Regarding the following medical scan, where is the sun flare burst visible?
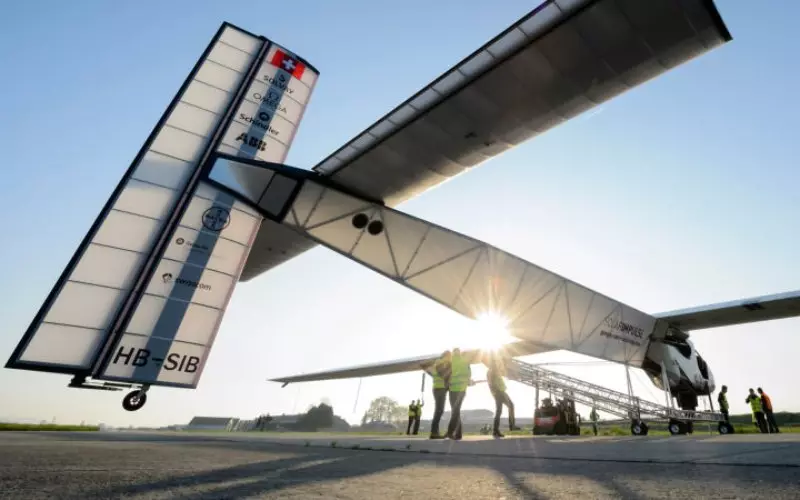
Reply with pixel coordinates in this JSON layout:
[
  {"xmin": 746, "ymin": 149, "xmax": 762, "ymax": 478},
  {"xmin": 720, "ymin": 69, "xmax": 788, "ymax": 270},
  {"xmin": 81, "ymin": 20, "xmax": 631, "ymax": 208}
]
[{"xmin": 466, "ymin": 311, "xmax": 515, "ymax": 351}]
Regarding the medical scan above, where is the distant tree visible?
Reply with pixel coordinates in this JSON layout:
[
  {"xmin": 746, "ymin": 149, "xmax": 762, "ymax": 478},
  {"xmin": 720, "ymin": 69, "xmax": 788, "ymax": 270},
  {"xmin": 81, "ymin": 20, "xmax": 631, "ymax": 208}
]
[
  {"xmin": 362, "ymin": 396, "xmax": 404, "ymax": 425},
  {"xmin": 295, "ymin": 403, "xmax": 334, "ymax": 431}
]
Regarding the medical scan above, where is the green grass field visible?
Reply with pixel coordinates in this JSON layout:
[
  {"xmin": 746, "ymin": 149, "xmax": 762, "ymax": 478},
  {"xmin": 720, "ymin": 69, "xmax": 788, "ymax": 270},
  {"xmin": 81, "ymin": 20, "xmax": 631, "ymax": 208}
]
[{"xmin": 0, "ymin": 423, "xmax": 99, "ymax": 432}]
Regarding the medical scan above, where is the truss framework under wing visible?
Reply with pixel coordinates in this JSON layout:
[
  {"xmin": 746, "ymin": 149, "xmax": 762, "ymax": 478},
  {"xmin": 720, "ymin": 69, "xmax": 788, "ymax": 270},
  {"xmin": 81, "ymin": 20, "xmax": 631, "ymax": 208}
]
[{"xmin": 207, "ymin": 154, "xmax": 658, "ymax": 368}]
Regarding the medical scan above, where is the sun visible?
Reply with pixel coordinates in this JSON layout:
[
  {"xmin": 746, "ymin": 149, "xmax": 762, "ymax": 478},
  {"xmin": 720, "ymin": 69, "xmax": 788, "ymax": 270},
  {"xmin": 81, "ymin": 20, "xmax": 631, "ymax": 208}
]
[{"xmin": 466, "ymin": 311, "xmax": 515, "ymax": 351}]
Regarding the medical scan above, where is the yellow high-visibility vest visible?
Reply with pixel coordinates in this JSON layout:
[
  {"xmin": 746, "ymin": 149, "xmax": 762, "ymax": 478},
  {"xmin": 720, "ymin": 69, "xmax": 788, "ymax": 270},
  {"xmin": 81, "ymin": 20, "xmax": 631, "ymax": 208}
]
[
  {"xmin": 449, "ymin": 354, "xmax": 470, "ymax": 392},
  {"xmin": 432, "ymin": 359, "xmax": 448, "ymax": 389},
  {"xmin": 748, "ymin": 395, "xmax": 762, "ymax": 413}
]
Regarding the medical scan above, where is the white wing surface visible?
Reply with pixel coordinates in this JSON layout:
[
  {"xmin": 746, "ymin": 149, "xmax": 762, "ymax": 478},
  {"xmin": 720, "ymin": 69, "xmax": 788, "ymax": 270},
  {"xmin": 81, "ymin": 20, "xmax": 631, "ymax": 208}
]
[
  {"xmin": 270, "ymin": 340, "xmax": 551, "ymax": 384},
  {"xmin": 95, "ymin": 43, "xmax": 320, "ymax": 388},
  {"xmin": 656, "ymin": 289, "xmax": 800, "ymax": 332},
  {"xmin": 5, "ymin": 25, "xmax": 267, "ymax": 376}
]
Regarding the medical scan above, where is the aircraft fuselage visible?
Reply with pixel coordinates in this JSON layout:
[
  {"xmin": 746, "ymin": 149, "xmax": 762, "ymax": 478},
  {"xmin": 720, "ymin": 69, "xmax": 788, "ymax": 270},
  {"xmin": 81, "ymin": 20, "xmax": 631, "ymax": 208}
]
[{"xmin": 642, "ymin": 337, "xmax": 715, "ymax": 411}]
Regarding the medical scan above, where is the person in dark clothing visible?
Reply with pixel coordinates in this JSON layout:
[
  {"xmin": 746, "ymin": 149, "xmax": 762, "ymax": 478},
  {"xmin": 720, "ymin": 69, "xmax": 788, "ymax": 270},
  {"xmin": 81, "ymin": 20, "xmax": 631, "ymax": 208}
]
[
  {"xmin": 717, "ymin": 385, "xmax": 730, "ymax": 423},
  {"xmin": 485, "ymin": 359, "xmax": 520, "ymax": 438},
  {"xmin": 412, "ymin": 399, "xmax": 423, "ymax": 435},
  {"xmin": 758, "ymin": 387, "xmax": 780, "ymax": 433},
  {"xmin": 406, "ymin": 401, "xmax": 417, "ymax": 435}
]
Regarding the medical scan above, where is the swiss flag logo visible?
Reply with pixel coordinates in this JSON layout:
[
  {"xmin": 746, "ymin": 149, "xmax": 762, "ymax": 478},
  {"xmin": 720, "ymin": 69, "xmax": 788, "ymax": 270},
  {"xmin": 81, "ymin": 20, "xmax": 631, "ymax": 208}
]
[{"xmin": 269, "ymin": 49, "xmax": 305, "ymax": 79}]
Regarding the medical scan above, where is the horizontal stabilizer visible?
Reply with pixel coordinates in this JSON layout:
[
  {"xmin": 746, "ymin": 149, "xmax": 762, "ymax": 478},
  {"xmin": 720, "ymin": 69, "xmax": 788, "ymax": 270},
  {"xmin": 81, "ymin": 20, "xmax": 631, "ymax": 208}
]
[
  {"xmin": 269, "ymin": 340, "xmax": 551, "ymax": 384},
  {"xmin": 655, "ymin": 289, "xmax": 800, "ymax": 331}
]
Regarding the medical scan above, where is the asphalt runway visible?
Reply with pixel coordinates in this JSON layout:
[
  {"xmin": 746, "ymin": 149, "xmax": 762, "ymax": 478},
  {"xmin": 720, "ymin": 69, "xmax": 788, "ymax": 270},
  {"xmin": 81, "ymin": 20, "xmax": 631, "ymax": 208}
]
[{"xmin": 1, "ymin": 431, "xmax": 799, "ymax": 499}]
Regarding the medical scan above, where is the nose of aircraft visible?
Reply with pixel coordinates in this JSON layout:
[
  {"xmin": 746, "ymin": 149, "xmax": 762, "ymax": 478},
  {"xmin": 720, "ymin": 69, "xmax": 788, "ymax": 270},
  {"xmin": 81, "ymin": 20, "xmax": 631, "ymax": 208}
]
[{"xmin": 705, "ymin": 364, "xmax": 716, "ymax": 394}]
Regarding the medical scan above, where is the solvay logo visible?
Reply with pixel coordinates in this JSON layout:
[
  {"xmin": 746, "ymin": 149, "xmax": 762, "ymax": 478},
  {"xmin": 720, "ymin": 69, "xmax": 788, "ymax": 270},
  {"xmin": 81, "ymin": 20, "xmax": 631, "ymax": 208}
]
[{"xmin": 161, "ymin": 272, "xmax": 174, "ymax": 283}]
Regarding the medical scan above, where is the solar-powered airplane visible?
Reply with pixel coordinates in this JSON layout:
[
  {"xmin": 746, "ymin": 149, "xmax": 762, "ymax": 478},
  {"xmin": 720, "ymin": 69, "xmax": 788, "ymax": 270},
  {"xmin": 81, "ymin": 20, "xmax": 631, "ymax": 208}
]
[{"xmin": 7, "ymin": 1, "xmax": 799, "ymax": 415}]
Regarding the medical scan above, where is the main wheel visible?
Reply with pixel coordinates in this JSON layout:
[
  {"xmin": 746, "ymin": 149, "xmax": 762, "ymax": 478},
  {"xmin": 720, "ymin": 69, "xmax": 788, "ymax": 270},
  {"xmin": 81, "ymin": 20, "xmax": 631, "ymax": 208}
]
[
  {"xmin": 718, "ymin": 422, "xmax": 735, "ymax": 435},
  {"xmin": 668, "ymin": 420, "xmax": 685, "ymax": 435},
  {"xmin": 122, "ymin": 390, "xmax": 147, "ymax": 411},
  {"xmin": 631, "ymin": 421, "xmax": 649, "ymax": 436}
]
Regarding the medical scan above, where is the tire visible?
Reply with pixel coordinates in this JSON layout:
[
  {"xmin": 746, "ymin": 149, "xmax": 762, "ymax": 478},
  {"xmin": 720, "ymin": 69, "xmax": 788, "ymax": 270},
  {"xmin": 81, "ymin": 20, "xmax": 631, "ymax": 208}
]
[
  {"xmin": 668, "ymin": 420, "xmax": 684, "ymax": 435},
  {"xmin": 631, "ymin": 421, "xmax": 648, "ymax": 436},
  {"xmin": 718, "ymin": 422, "xmax": 734, "ymax": 435},
  {"xmin": 122, "ymin": 390, "xmax": 147, "ymax": 412}
]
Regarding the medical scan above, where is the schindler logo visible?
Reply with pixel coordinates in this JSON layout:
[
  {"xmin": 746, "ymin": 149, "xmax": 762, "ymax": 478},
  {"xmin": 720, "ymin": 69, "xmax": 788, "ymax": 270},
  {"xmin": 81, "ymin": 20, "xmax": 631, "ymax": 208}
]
[
  {"xmin": 161, "ymin": 272, "xmax": 211, "ymax": 291},
  {"xmin": 239, "ymin": 112, "xmax": 280, "ymax": 137}
]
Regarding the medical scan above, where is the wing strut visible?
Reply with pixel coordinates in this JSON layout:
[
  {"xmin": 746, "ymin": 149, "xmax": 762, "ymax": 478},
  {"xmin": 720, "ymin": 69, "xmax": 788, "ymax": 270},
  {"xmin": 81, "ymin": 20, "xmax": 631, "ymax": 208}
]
[{"xmin": 352, "ymin": 378, "xmax": 363, "ymax": 414}]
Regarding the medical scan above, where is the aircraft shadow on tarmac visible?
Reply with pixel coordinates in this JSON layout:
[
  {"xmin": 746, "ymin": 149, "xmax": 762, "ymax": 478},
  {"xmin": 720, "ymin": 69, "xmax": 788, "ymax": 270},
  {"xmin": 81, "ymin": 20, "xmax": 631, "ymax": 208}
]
[{"xmin": 29, "ymin": 432, "xmax": 799, "ymax": 499}]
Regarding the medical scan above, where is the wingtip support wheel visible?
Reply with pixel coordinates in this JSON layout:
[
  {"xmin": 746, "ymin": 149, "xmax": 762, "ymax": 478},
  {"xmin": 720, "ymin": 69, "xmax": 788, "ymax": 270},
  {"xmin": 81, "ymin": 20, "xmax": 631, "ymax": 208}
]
[{"xmin": 122, "ymin": 390, "xmax": 147, "ymax": 412}]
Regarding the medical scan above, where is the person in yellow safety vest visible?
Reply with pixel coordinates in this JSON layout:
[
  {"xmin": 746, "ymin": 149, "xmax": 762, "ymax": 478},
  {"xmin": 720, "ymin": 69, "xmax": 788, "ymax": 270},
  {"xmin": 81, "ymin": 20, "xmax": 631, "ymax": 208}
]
[
  {"xmin": 717, "ymin": 385, "xmax": 730, "ymax": 423},
  {"xmin": 444, "ymin": 348, "xmax": 472, "ymax": 441},
  {"xmin": 406, "ymin": 400, "xmax": 417, "ymax": 435},
  {"xmin": 745, "ymin": 388, "xmax": 767, "ymax": 433},
  {"xmin": 485, "ymin": 358, "xmax": 520, "ymax": 438},
  {"xmin": 425, "ymin": 350, "xmax": 451, "ymax": 439},
  {"xmin": 758, "ymin": 387, "xmax": 780, "ymax": 433},
  {"xmin": 589, "ymin": 407, "xmax": 599, "ymax": 436},
  {"xmin": 412, "ymin": 399, "xmax": 424, "ymax": 435}
]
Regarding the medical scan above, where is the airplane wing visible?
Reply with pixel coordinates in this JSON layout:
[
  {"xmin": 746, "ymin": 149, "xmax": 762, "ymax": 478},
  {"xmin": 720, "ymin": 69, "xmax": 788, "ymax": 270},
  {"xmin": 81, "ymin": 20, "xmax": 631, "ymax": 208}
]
[
  {"xmin": 655, "ymin": 290, "xmax": 800, "ymax": 332},
  {"xmin": 270, "ymin": 340, "xmax": 552, "ymax": 384},
  {"xmin": 240, "ymin": 0, "xmax": 732, "ymax": 281}
]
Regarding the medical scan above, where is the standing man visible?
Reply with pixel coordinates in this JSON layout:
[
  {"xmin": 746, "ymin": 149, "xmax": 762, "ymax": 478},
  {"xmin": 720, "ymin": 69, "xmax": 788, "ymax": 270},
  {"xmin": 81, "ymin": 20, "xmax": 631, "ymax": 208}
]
[
  {"xmin": 758, "ymin": 388, "xmax": 780, "ymax": 433},
  {"xmin": 589, "ymin": 407, "xmax": 599, "ymax": 436},
  {"xmin": 412, "ymin": 399, "xmax": 424, "ymax": 435},
  {"xmin": 485, "ymin": 358, "xmax": 520, "ymax": 438},
  {"xmin": 425, "ymin": 350, "xmax": 451, "ymax": 439},
  {"xmin": 445, "ymin": 348, "xmax": 471, "ymax": 441},
  {"xmin": 746, "ymin": 388, "xmax": 767, "ymax": 433},
  {"xmin": 406, "ymin": 400, "xmax": 417, "ymax": 435},
  {"xmin": 717, "ymin": 385, "xmax": 730, "ymax": 423}
]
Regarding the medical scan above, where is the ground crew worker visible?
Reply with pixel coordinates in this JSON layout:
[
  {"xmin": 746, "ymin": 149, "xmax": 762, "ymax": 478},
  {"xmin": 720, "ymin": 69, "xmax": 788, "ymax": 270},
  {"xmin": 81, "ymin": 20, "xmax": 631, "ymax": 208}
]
[
  {"xmin": 589, "ymin": 407, "xmax": 599, "ymax": 436},
  {"xmin": 717, "ymin": 385, "xmax": 730, "ymax": 423},
  {"xmin": 758, "ymin": 387, "xmax": 779, "ymax": 433},
  {"xmin": 445, "ymin": 348, "xmax": 471, "ymax": 440},
  {"xmin": 412, "ymin": 399, "xmax": 423, "ymax": 435},
  {"xmin": 425, "ymin": 351, "xmax": 451, "ymax": 439},
  {"xmin": 485, "ymin": 358, "xmax": 520, "ymax": 438},
  {"xmin": 406, "ymin": 400, "xmax": 417, "ymax": 435},
  {"xmin": 746, "ymin": 388, "xmax": 767, "ymax": 433}
]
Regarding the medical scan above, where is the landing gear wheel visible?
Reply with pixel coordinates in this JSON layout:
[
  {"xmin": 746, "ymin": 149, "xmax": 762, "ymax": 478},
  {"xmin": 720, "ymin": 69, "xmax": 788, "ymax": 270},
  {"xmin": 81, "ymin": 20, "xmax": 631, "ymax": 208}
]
[
  {"xmin": 122, "ymin": 390, "xmax": 147, "ymax": 412},
  {"xmin": 631, "ymin": 421, "xmax": 649, "ymax": 436},
  {"xmin": 668, "ymin": 420, "xmax": 687, "ymax": 436},
  {"xmin": 718, "ymin": 422, "xmax": 735, "ymax": 435}
]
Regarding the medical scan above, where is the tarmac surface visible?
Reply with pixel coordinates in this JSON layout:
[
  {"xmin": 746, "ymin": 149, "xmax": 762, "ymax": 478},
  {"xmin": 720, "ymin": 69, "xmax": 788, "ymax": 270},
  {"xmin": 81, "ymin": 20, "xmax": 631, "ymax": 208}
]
[{"xmin": 1, "ymin": 431, "xmax": 799, "ymax": 499}]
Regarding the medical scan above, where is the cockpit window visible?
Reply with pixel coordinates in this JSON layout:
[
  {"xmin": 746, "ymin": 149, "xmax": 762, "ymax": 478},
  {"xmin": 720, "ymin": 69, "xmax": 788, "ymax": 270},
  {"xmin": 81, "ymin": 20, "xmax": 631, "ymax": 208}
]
[
  {"xmin": 665, "ymin": 340, "xmax": 692, "ymax": 358},
  {"xmin": 697, "ymin": 355, "xmax": 709, "ymax": 378}
]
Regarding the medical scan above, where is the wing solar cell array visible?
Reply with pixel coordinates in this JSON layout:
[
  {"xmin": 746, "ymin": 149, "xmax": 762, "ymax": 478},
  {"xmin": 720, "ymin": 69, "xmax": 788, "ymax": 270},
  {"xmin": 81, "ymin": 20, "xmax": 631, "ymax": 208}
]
[
  {"xmin": 239, "ymin": 0, "xmax": 731, "ymax": 281},
  {"xmin": 312, "ymin": 0, "xmax": 731, "ymax": 206}
]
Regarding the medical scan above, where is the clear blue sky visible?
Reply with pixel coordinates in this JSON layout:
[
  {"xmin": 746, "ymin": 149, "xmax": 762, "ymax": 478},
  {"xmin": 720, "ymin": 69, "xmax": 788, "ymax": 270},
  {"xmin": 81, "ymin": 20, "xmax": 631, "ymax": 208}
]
[{"xmin": 1, "ymin": 0, "xmax": 798, "ymax": 428}]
